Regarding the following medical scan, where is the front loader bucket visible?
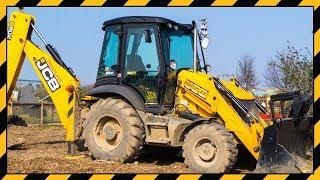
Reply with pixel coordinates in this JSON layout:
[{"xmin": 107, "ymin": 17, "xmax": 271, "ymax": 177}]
[{"xmin": 255, "ymin": 118, "xmax": 313, "ymax": 173}]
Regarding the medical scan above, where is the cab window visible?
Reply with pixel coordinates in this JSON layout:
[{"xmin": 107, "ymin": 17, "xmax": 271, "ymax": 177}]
[
  {"xmin": 97, "ymin": 25, "xmax": 120, "ymax": 79},
  {"xmin": 160, "ymin": 28, "xmax": 194, "ymax": 70},
  {"xmin": 122, "ymin": 25, "xmax": 160, "ymax": 104}
]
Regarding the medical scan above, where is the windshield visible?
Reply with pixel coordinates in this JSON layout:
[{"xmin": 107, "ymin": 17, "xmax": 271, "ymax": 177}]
[{"xmin": 160, "ymin": 28, "xmax": 194, "ymax": 70}]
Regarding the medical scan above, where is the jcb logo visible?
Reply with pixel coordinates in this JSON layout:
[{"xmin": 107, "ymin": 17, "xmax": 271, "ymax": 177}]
[
  {"xmin": 7, "ymin": 22, "xmax": 15, "ymax": 40},
  {"xmin": 36, "ymin": 58, "xmax": 61, "ymax": 92},
  {"xmin": 145, "ymin": 90, "xmax": 157, "ymax": 101}
]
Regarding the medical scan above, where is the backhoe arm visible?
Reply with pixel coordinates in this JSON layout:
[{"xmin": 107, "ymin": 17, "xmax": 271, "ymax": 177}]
[{"xmin": 7, "ymin": 11, "xmax": 80, "ymax": 153}]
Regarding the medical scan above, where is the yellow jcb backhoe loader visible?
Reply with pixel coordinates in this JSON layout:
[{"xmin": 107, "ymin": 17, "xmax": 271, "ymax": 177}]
[{"xmin": 7, "ymin": 9, "xmax": 313, "ymax": 173}]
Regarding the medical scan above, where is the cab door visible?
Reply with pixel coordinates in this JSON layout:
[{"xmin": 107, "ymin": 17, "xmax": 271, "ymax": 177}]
[
  {"xmin": 122, "ymin": 24, "xmax": 163, "ymax": 105},
  {"xmin": 96, "ymin": 25, "xmax": 121, "ymax": 86}
]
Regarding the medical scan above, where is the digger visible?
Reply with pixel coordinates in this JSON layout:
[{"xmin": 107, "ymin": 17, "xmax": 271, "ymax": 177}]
[{"xmin": 7, "ymin": 9, "xmax": 313, "ymax": 173}]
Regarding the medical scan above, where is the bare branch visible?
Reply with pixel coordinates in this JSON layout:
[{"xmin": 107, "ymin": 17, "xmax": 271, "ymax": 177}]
[{"xmin": 237, "ymin": 54, "xmax": 258, "ymax": 90}]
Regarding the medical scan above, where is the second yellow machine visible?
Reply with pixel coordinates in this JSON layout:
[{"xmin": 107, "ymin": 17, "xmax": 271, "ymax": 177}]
[{"xmin": 7, "ymin": 10, "xmax": 313, "ymax": 173}]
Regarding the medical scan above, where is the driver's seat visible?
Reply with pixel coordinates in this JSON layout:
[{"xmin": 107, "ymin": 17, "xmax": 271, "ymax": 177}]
[{"xmin": 126, "ymin": 54, "xmax": 146, "ymax": 73}]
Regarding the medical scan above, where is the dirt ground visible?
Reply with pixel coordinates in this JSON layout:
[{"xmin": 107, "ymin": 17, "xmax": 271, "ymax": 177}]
[{"xmin": 7, "ymin": 125, "xmax": 256, "ymax": 173}]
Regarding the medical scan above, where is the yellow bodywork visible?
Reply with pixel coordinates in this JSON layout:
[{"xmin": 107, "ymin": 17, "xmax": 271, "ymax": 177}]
[
  {"xmin": 7, "ymin": 11, "xmax": 80, "ymax": 142},
  {"xmin": 175, "ymin": 70, "xmax": 268, "ymax": 159}
]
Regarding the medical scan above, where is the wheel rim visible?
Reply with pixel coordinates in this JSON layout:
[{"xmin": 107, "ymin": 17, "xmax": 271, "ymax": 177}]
[
  {"xmin": 193, "ymin": 138, "xmax": 218, "ymax": 166},
  {"xmin": 93, "ymin": 114, "xmax": 122, "ymax": 151}
]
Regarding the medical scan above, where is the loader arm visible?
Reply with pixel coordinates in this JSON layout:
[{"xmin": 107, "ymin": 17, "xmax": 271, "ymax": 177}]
[
  {"xmin": 175, "ymin": 71, "xmax": 267, "ymax": 159},
  {"xmin": 7, "ymin": 11, "xmax": 80, "ymax": 153}
]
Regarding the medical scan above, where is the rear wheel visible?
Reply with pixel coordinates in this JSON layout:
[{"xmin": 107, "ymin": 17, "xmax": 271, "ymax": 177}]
[
  {"xmin": 182, "ymin": 123, "xmax": 238, "ymax": 173},
  {"xmin": 83, "ymin": 97, "xmax": 145, "ymax": 162}
]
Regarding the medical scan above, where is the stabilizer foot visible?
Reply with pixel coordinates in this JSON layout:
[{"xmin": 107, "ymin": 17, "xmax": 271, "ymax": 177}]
[{"xmin": 65, "ymin": 141, "xmax": 86, "ymax": 159}]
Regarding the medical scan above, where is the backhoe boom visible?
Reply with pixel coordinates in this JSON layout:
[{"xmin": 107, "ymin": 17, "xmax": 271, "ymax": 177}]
[{"xmin": 7, "ymin": 11, "xmax": 80, "ymax": 154}]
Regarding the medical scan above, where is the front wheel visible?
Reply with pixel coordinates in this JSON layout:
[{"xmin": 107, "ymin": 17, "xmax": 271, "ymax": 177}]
[{"xmin": 182, "ymin": 123, "xmax": 238, "ymax": 173}]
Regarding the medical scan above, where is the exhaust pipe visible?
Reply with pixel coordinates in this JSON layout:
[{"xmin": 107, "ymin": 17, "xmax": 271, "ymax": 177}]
[{"xmin": 192, "ymin": 21, "xmax": 197, "ymax": 74}]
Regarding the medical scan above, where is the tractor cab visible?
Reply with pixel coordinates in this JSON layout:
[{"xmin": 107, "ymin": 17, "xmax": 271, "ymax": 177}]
[{"xmin": 90, "ymin": 16, "xmax": 208, "ymax": 114}]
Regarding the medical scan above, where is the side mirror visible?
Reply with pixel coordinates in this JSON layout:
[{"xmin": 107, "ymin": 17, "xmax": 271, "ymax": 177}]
[
  {"xmin": 145, "ymin": 29, "xmax": 152, "ymax": 43},
  {"xmin": 201, "ymin": 37, "xmax": 210, "ymax": 49}
]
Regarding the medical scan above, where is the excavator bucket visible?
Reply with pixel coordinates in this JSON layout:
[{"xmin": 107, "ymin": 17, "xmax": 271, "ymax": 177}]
[
  {"xmin": 255, "ymin": 91, "xmax": 313, "ymax": 173},
  {"xmin": 256, "ymin": 118, "xmax": 313, "ymax": 173}
]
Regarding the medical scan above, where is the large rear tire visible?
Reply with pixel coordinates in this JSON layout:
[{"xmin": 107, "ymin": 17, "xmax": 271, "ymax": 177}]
[
  {"xmin": 83, "ymin": 97, "xmax": 145, "ymax": 162},
  {"xmin": 182, "ymin": 122, "xmax": 238, "ymax": 173}
]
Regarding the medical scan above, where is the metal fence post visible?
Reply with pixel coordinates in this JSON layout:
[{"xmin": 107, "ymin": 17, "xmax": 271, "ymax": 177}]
[
  {"xmin": 10, "ymin": 102, "xmax": 13, "ymax": 116},
  {"xmin": 40, "ymin": 102, "xmax": 44, "ymax": 126}
]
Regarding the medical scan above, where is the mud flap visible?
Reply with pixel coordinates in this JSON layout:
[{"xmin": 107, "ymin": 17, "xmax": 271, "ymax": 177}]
[{"xmin": 255, "ymin": 118, "xmax": 313, "ymax": 173}]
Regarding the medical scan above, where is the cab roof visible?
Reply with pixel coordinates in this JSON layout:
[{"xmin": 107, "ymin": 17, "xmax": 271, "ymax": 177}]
[{"xmin": 102, "ymin": 16, "xmax": 192, "ymax": 30}]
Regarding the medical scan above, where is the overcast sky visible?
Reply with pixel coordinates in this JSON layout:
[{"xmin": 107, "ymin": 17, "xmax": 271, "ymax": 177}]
[{"xmin": 7, "ymin": 7, "xmax": 313, "ymax": 88}]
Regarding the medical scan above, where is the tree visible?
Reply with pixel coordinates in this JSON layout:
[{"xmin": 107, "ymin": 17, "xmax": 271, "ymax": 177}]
[
  {"xmin": 237, "ymin": 54, "xmax": 258, "ymax": 90},
  {"xmin": 263, "ymin": 42, "xmax": 313, "ymax": 93}
]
